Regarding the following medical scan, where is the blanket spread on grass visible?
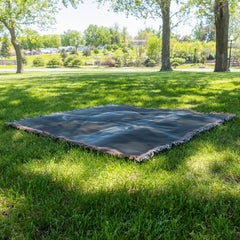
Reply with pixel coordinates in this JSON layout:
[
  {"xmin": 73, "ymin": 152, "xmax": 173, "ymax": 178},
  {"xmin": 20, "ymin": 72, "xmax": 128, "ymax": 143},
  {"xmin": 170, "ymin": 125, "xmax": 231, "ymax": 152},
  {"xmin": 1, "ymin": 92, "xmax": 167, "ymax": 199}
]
[{"xmin": 5, "ymin": 105, "xmax": 235, "ymax": 162}]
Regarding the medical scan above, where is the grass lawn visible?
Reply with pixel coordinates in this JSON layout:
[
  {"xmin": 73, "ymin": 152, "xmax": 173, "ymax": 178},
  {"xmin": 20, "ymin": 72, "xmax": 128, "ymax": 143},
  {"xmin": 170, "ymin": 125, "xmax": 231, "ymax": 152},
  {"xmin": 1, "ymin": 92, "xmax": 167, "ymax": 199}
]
[{"xmin": 0, "ymin": 71, "xmax": 239, "ymax": 239}]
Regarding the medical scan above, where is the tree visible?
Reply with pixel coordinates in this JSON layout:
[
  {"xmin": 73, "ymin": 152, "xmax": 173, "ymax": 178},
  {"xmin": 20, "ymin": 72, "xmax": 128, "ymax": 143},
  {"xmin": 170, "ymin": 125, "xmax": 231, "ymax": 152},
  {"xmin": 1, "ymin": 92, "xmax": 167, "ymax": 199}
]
[
  {"xmin": 40, "ymin": 34, "xmax": 61, "ymax": 48},
  {"xmin": 61, "ymin": 30, "xmax": 83, "ymax": 49},
  {"xmin": 20, "ymin": 29, "xmax": 42, "ymax": 51},
  {"xmin": 84, "ymin": 25, "xmax": 111, "ymax": 47},
  {"xmin": 193, "ymin": 21, "xmax": 215, "ymax": 42},
  {"xmin": 0, "ymin": 0, "xmax": 60, "ymax": 73},
  {"xmin": 109, "ymin": 24, "xmax": 121, "ymax": 45},
  {"xmin": 121, "ymin": 27, "xmax": 129, "ymax": 44},
  {"xmin": 229, "ymin": 5, "xmax": 240, "ymax": 40},
  {"xmin": 1, "ymin": 36, "xmax": 11, "ymax": 59},
  {"xmin": 146, "ymin": 36, "xmax": 162, "ymax": 63},
  {"xmin": 214, "ymin": 0, "xmax": 229, "ymax": 71},
  {"xmin": 96, "ymin": 0, "xmax": 177, "ymax": 71},
  {"xmin": 0, "ymin": 0, "xmax": 82, "ymax": 73},
  {"xmin": 134, "ymin": 28, "xmax": 154, "ymax": 44},
  {"xmin": 188, "ymin": 0, "xmax": 239, "ymax": 72}
]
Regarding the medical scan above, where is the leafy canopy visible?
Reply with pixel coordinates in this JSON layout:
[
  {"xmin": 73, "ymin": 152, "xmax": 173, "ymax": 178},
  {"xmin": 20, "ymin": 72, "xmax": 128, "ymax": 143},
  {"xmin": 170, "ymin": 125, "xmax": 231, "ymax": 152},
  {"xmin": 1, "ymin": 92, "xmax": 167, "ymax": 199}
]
[{"xmin": 0, "ymin": 0, "xmax": 60, "ymax": 31}]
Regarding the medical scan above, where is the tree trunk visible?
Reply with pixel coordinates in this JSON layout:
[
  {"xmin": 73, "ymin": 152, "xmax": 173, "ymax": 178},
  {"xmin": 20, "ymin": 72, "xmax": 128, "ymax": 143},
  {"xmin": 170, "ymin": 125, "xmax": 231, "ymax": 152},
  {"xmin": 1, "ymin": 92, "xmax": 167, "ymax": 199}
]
[
  {"xmin": 160, "ymin": 0, "xmax": 172, "ymax": 71},
  {"xmin": 9, "ymin": 27, "xmax": 24, "ymax": 73},
  {"xmin": 214, "ymin": 0, "xmax": 229, "ymax": 72}
]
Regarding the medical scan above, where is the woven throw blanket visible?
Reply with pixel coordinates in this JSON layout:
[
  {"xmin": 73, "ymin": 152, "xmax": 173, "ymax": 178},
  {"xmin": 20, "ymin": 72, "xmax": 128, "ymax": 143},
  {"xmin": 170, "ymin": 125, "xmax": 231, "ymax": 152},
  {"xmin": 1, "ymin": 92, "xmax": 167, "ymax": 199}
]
[{"xmin": 5, "ymin": 105, "xmax": 235, "ymax": 162}]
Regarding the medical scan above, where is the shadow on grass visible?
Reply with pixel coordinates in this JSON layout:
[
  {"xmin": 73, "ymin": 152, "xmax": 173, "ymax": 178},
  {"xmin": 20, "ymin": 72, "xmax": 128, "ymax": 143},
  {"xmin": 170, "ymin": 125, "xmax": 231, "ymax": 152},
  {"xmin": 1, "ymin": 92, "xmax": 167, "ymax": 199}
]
[
  {"xmin": 0, "ymin": 130, "xmax": 240, "ymax": 239},
  {"xmin": 0, "ymin": 71, "xmax": 240, "ymax": 239}
]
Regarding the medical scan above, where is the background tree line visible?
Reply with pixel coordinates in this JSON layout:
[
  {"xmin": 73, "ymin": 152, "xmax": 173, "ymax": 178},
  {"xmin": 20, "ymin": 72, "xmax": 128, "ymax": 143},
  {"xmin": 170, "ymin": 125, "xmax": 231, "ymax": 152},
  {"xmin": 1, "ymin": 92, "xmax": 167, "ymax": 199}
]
[
  {"xmin": 0, "ymin": 0, "xmax": 239, "ymax": 73},
  {"xmin": 1, "ymin": 25, "xmax": 240, "ymax": 68}
]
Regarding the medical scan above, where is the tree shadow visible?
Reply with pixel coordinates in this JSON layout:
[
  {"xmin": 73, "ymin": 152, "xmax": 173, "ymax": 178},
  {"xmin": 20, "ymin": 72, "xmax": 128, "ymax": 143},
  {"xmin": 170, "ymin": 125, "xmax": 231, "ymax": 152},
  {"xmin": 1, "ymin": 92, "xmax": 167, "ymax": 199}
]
[{"xmin": 1, "ymin": 143, "xmax": 239, "ymax": 239}]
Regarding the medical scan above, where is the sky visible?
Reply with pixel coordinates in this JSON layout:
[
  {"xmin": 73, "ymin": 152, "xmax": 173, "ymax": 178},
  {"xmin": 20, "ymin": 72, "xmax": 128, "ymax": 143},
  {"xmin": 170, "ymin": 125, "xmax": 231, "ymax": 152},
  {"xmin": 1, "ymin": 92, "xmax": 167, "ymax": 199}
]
[{"xmin": 40, "ymin": 1, "xmax": 195, "ymax": 37}]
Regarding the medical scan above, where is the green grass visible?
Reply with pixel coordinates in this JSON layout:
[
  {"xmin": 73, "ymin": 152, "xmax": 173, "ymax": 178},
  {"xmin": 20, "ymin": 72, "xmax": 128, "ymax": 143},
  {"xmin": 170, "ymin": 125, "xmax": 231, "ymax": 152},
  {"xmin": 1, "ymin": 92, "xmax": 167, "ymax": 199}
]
[{"xmin": 0, "ymin": 71, "xmax": 239, "ymax": 239}]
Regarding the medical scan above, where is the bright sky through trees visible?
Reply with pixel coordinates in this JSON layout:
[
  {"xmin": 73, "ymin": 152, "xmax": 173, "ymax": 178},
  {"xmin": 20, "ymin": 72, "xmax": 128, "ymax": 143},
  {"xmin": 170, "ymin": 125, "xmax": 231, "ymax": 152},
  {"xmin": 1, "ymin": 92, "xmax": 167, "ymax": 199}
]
[{"xmin": 40, "ymin": 1, "xmax": 195, "ymax": 37}]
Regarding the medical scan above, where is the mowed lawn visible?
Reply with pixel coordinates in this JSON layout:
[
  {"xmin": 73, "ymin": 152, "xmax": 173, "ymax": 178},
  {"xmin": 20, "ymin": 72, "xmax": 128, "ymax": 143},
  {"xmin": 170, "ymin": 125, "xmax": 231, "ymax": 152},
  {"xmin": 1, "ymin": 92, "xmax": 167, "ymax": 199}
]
[{"xmin": 0, "ymin": 71, "xmax": 239, "ymax": 239}]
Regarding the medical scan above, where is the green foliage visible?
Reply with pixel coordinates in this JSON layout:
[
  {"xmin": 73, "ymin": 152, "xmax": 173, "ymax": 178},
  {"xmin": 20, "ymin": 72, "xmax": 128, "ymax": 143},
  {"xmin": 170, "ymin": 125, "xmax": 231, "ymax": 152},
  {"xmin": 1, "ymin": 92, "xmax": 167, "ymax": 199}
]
[
  {"xmin": 171, "ymin": 62, "xmax": 180, "ymax": 68},
  {"xmin": 60, "ymin": 49, "xmax": 68, "ymax": 60},
  {"xmin": 82, "ymin": 49, "xmax": 91, "ymax": 57},
  {"xmin": 94, "ymin": 58, "xmax": 101, "ymax": 66},
  {"xmin": 146, "ymin": 36, "xmax": 161, "ymax": 63},
  {"xmin": 114, "ymin": 49, "xmax": 124, "ymax": 55},
  {"xmin": 71, "ymin": 57, "xmax": 83, "ymax": 67},
  {"xmin": 144, "ymin": 58, "xmax": 156, "ymax": 67},
  {"xmin": 19, "ymin": 29, "xmax": 42, "ymax": 51},
  {"xmin": 171, "ymin": 58, "xmax": 186, "ymax": 65},
  {"xmin": 40, "ymin": 34, "xmax": 61, "ymax": 48},
  {"xmin": 93, "ymin": 48, "xmax": 100, "ymax": 54},
  {"xmin": 61, "ymin": 30, "xmax": 83, "ymax": 49},
  {"xmin": 109, "ymin": 24, "xmax": 121, "ymax": 45},
  {"xmin": 135, "ymin": 28, "xmax": 154, "ymax": 42},
  {"xmin": 112, "ymin": 43, "xmax": 119, "ymax": 51},
  {"xmin": 193, "ymin": 21, "xmax": 215, "ymax": 42},
  {"xmin": 70, "ymin": 48, "xmax": 78, "ymax": 55},
  {"xmin": 47, "ymin": 57, "xmax": 63, "ymax": 68},
  {"xmin": 64, "ymin": 55, "xmax": 83, "ymax": 67},
  {"xmin": 122, "ymin": 47, "xmax": 128, "ymax": 53},
  {"xmin": 103, "ymin": 49, "xmax": 108, "ymax": 55},
  {"xmin": 0, "ymin": 37, "xmax": 11, "ymax": 59},
  {"xmin": 171, "ymin": 39, "xmax": 216, "ymax": 62},
  {"xmin": 133, "ymin": 58, "xmax": 144, "ymax": 67},
  {"xmin": 33, "ymin": 56, "xmax": 45, "ymax": 67},
  {"xmin": 106, "ymin": 44, "xmax": 112, "ymax": 51},
  {"xmin": 112, "ymin": 55, "xmax": 123, "ymax": 67},
  {"xmin": 64, "ymin": 55, "xmax": 76, "ymax": 66},
  {"xmin": 84, "ymin": 25, "xmax": 111, "ymax": 47},
  {"xmin": 0, "ymin": 0, "xmax": 59, "ymax": 32},
  {"xmin": 229, "ymin": 5, "xmax": 240, "ymax": 41},
  {"xmin": 123, "ymin": 53, "xmax": 131, "ymax": 66}
]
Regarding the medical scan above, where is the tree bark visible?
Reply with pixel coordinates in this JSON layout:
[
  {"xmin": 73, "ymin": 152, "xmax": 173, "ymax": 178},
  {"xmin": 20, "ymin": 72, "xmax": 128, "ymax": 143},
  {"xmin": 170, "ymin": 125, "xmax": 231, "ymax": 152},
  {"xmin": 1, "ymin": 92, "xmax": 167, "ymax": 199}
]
[
  {"xmin": 160, "ymin": 0, "xmax": 172, "ymax": 71},
  {"xmin": 9, "ymin": 27, "xmax": 24, "ymax": 73},
  {"xmin": 214, "ymin": 0, "xmax": 229, "ymax": 72}
]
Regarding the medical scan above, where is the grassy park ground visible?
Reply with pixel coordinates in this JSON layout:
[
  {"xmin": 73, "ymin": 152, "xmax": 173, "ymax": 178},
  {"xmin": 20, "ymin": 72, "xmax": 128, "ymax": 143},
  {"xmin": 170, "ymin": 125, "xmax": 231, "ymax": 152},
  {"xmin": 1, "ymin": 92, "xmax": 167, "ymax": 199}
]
[{"xmin": 0, "ymin": 71, "xmax": 240, "ymax": 239}]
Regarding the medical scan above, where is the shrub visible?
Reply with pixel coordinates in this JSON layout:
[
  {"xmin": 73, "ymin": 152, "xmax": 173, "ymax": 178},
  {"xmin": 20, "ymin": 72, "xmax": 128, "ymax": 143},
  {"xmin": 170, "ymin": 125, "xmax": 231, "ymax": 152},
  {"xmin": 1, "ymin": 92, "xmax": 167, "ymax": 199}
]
[
  {"xmin": 171, "ymin": 62, "xmax": 180, "ymax": 68},
  {"xmin": 103, "ymin": 49, "xmax": 108, "ymax": 55},
  {"xmin": 170, "ymin": 58, "xmax": 185, "ymax": 65},
  {"xmin": 47, "ymin": 57, "xmax": 62, "ymax": 68},
  {"xmin": 129, "ymin": 43, "xmax": 134, "ymax": 50},
  {"xmin": 70, "ymin": 48, "xmax": 78, "ymax": 55},
  {"xmin": 33, "ymin": 56, "xmax": 45, "ymax": 67},
  {"xmin": 200, "ymin": 56, "xmax": 207, "ymax": 64},
  {"xmin": 133, "ymin": 58, "xmax": 143, "ymax": 67},
  {"xmin": 106, "ymin": 45, "xmax": 112, "ymax": 51},
  {"xmin": 82, "ymin": 49, "xmax": 91, "ymax": 57},
  {"xmin": 144, "ymin": 58, "xmax": 156, "ymax": 67},
  {"xmin": 60, "ymin": 49, "xmax": 68, "ymax": 60},
  {"xmin": 123, "ymin": 53, "xmax": 130, "ymax": 67},
  {"xmin": 112, "ymin": 55, "xmax": 123, "ymax": 67},
  {"xmin": 64, "ymin": 56, "xmax": 75, "ymax": 66},
  {"xmin": 71, "ymin": 57, "xmax": 83, "ymax": 67},
  {"xmin": 112, "ymin": 44, "xmax": 119, "ymax": 51},
  {"xmin": 114, "ymin": 49, "xmax": 124, "ymax": 55},
  {"xmin": 94, "ymin": 58, "xmax": 101, "ymax": 66},
  {"xmin": 94, "ymin": 48, "xmax": 99, "ymax": 54},
  {"xmin": 122, "ymin": 47, "xmax": 128, "ymax": 53},
  {"xmin": 102, "ymin": 57, "xmax": 116, "ymax": 67}
]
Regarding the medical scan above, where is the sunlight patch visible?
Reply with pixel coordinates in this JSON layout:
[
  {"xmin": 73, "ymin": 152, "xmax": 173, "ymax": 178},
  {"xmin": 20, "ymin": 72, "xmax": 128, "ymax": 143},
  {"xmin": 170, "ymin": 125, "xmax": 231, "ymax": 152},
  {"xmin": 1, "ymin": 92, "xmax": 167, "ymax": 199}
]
[{"xmin": 5, "ymin": 104, "xmax": 235, "ymax": 162}]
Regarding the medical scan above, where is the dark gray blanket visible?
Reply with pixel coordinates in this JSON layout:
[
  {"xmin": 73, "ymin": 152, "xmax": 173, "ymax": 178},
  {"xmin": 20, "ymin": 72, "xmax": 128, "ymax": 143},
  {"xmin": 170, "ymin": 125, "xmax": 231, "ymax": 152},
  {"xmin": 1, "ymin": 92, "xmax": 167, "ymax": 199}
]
[{"xmin": 5, "ymin": 105, "xmax": 235, "ymax": 162}]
